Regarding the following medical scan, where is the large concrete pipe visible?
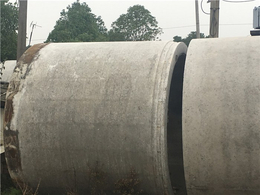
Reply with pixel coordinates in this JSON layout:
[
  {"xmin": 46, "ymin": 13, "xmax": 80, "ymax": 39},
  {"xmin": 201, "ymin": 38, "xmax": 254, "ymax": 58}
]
[
  {"xmin": 1, "ymin": 60, "xmax": 17, "ymax": 83},
  {"xmin": 4, "ymin": 42, "xmax": 187, "ymax": 194},
  {"xmin": 1, "ymin": 60, "xmax": 17, "ymax": 154},
  {"xmin": 183, "ymin": 36, "xmax": 260, "ymax": 195}
]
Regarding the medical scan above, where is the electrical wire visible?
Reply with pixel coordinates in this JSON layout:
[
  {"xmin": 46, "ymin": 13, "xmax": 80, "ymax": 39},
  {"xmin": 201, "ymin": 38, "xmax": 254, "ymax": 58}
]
[
  {"xmin": 201, "ymin": 0, "xmax": 210, "ymax": 15},
  {"xmin": 222, "ymin": 0, "xmax": 256, "ymax": 2},
  {"xmin": 161, "ymin": 23, "xmax": 251, "ymax": 30},
  {"xmin": 219, "ymin": 23, "xmax": 251, "ymax": 25},
  {"xmin": 162, "ymin": 25, "xmax": 199, "ymax": 29},
  {"xmin": 201, "ymin": 0, "xmax": 256, "ymax": 15}
]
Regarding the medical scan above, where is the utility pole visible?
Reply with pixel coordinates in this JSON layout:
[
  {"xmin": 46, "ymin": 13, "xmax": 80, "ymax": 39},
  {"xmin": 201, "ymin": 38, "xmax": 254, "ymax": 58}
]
[
  {"xmin": 195, "ymin": 0, "xmax": 200, "ymax": 38},
  {"xmin": 209, "ymin": 0, "xmax": 220, "ymax": 38},
  {"xmin": 17, "ymin": 0, "xmax": 28, "ymax": 61}
]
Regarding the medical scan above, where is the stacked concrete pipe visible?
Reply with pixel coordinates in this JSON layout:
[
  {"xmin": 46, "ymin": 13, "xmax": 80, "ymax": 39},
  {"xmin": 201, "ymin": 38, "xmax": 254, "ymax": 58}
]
[
  {"xmin": 4, "ymin": 42, "xmax": 187, "ymax": 194},
  {"xmin": 3, "ymin": 36, "xmax": 260, "ymax": 195},
  {"xmin": 1, "ymin": 60, "xmax": 17, "ymax": 154},
  {"xmin": 183, "ymin": 36, "xmax": 260, "ymax": 195}
]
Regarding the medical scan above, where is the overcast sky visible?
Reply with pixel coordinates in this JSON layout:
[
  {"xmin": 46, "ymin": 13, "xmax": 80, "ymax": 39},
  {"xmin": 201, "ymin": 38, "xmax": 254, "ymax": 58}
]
[{"xmin": 10, "ymin": 0, "xmax": 260, "ymax": 45}]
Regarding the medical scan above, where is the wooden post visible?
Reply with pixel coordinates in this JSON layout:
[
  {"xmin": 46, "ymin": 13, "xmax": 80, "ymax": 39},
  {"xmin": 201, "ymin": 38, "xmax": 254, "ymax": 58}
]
[
  {"xmin": 17, "ymin": 0, "xmax": 27, "ymax": 61},
  {"xmin": 209, "ymin": 0, "xmax": 220, "ymax": 38}
]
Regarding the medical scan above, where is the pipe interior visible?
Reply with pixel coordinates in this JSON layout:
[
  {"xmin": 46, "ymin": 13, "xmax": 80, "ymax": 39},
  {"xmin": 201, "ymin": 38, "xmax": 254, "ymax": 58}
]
[{"xmin": 167, "ymin": 54, "xmax": 187, "ymax": 195}]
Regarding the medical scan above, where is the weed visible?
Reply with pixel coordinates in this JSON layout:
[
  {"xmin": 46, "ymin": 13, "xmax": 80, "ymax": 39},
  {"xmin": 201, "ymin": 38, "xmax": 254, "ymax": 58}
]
[
  {"xmin": 1, "ymin": 187, "xmax": 22, "ymax": 195},
  {"xmin": 15, "ymin": 179, "xmax": 41, "ymax": 195}
]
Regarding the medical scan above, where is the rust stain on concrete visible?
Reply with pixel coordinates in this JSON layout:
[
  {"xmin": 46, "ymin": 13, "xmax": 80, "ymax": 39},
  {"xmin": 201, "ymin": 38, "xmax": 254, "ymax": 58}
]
[
  {"xmin": 3, "ymin": 43, "xmax": 49, "ymax": 186},
  {"xmin": 20, "ymin": 43, "xmax": 49, "ymax": 65}
]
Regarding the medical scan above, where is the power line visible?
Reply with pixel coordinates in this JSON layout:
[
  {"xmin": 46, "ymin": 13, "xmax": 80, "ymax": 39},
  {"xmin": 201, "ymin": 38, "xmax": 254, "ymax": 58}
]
[
  {"xmin": 31, "ymin": 39, "xmax": 46, "ymax": 41},
  {"xmin": 200, "ymin": 0, "xmax": 256, "ymax": 14},
  {"xmin": 162, "ymin": 23, "xmax": 251, "ymax": 30},
  {"xmin": 162, "ymin": 25, "xmax": 199, "ymax": 29},
  {"xmin": 222, "ymin": 0, "xmax": 256, "ymax": 3},
  {"xmin": 219, "ymin": 23, "xmax": 252, "ymax": 25}
]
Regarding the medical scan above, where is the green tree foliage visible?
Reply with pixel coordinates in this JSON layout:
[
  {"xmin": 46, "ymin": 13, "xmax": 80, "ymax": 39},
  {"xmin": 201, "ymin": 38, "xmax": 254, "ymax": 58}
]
[
  {"xmin": 109, "ymin": 5, "xmax": 162, "ymax": 41},
  {"xmin": 1, "ymin": 0, "xmax": 18, "ymax": 62},
  {"xmin": 173, "ymin": 31, "xmax": 209, "ymax": 46},
  {"xmin": 46, "ymin": 0, "xmax": 107, "ymax": 42}
]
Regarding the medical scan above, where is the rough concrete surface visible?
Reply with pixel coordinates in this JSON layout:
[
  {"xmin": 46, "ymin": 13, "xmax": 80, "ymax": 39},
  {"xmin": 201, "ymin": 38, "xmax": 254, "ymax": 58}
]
[
  {"xmin": 1, "ymin": 60, "xmax": 17, "ymax": 82},
  {"xmin": 183, "ymin": 36, "xmax": 260, "ymax": 195},
  {"xmin": 1, "ymin": 60, "xmax": 17, "ymax": 154},
  {"xmin": 4, "ymin": 42, "xmax": 187, "ymax": 194},
  {"xmin": 0, "ymin": 108, "xmax": 4, "ymax": 154}
]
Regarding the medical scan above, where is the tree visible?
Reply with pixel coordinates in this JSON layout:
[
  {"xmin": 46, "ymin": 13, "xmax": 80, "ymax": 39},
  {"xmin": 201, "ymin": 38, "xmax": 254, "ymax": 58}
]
[
  {"xmin": 1, "ymin": 0, "xmax": 18, "ymax": 62},
  {"xmin": 46, "ymin": 0, "xmax": 107, "ymax": 42},
  {"xmin": 109, "ymin": 5, "xmax": 162, "ymax": 41},
  {"xmin": 173, "ymin": 31, "xmax": 209, "ymax": 46}
]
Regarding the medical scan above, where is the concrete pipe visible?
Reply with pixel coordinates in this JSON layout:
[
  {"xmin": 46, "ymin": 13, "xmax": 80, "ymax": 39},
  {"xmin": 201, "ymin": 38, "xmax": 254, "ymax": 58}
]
[
  {"xmin": 183, "ymin": 36, "xmax": 260, "ymax": 195},
  {"xmin": 1, "ymin": 60, "xmax": 17, "ymax": 83},
  {"xmin": 1, "ymin": 60, "xmax": 17, "ymax": 154},
  {"xmin": 4, "ymin": 42, "xmax": 187, "ymax": 194}
]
